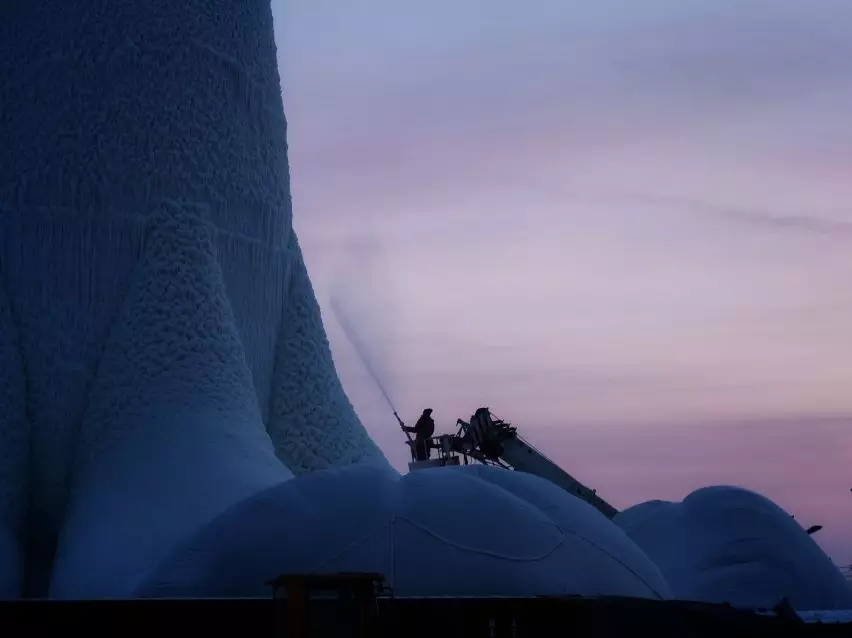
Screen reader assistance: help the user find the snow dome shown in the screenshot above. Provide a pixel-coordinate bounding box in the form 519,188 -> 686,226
615,486 -> 852,610
132,464 -> 671,600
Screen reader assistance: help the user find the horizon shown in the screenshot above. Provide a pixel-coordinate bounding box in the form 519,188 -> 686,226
271,1 -> 852,566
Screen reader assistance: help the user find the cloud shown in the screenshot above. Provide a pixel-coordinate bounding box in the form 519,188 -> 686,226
604,9 -> 852,104
567,185 -> 852,239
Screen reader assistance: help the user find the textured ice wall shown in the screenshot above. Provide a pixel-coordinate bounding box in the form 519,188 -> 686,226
615,486 -> 852,610
49,203 -> 294,598
135,465 -> 671,599
0,276 -> 27,597
266,236 -> 391,473
0,0 -> 388,595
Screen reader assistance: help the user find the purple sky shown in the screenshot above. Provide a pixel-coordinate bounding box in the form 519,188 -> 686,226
271,1 -> 852,565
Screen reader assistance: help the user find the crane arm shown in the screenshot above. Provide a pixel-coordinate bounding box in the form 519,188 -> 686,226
498,435 -> 618,518
456,408 -> 619,519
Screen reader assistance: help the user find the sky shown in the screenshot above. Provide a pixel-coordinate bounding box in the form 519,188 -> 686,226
270,1 -> 852,566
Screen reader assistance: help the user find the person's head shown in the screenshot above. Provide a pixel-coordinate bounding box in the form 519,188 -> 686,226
422,408 -> 433,416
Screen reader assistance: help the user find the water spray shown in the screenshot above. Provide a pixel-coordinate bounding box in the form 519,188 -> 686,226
328,294 -> 411,441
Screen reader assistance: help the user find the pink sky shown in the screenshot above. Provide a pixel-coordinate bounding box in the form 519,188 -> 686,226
271,1 -> 852,566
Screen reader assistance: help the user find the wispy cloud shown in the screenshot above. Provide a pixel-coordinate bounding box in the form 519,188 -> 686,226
566,185 -> 852,239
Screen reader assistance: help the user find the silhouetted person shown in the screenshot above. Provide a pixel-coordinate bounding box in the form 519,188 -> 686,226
404,409 -> 435,461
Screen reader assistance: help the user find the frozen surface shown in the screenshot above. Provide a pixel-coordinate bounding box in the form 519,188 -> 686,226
615,486 -> 852,610
6,0 -> 846,606
266,236 -> 391,474
0,282 -> 27,598
0,0 -> 387,594
49,203 -> 293,599
798,610 -> 852,624
136,465 -> 671,600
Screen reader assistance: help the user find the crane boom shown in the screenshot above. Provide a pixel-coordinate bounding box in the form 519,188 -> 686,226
405,407 -> 618,519
497,434 -> 618,518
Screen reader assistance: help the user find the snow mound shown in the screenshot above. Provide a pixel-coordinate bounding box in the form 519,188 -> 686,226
49,203 -> 293,599
135,464 -> 670,599
266,236 -> 391,474
615,486 -> 852,610
0,280 -> 27,598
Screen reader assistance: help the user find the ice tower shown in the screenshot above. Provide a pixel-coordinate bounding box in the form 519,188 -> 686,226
0,0 -> 388,597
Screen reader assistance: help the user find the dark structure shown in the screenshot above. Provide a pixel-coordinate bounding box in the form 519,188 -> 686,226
266,573 -> 386,638
3,592 -> 848,637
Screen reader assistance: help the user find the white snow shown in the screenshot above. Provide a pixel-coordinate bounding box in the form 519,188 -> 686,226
134,464 -> 670,600
0,282 -> 27,598
266,234 -> 392,474
1,0 -> 848,607
49,203 -> 293,599
615,486 -> 852,610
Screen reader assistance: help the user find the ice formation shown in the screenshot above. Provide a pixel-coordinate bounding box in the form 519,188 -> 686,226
615,486 -> 852,610
135,465 -> 671,600
0,0 -> 387,596
0,0 -> 848,608
266,236 -> 390,473
0,280 -> 27,598
49,203 -> 295,598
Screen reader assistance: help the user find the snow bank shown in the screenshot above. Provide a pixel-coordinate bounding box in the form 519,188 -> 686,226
49,203 -> 292,599
615,486 -> 852,610
135,465 -> 670,600
266,236 -> 391,474
0,280 -> 27,598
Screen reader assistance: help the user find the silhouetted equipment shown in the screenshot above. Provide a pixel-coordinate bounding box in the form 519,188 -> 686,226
266,572 -> 387,638
404,407 -> 618,519
393,411 -> 410,443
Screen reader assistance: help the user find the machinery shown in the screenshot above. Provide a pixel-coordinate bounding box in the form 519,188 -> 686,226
327,293 -> 619,519
402,407 -> 618,519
